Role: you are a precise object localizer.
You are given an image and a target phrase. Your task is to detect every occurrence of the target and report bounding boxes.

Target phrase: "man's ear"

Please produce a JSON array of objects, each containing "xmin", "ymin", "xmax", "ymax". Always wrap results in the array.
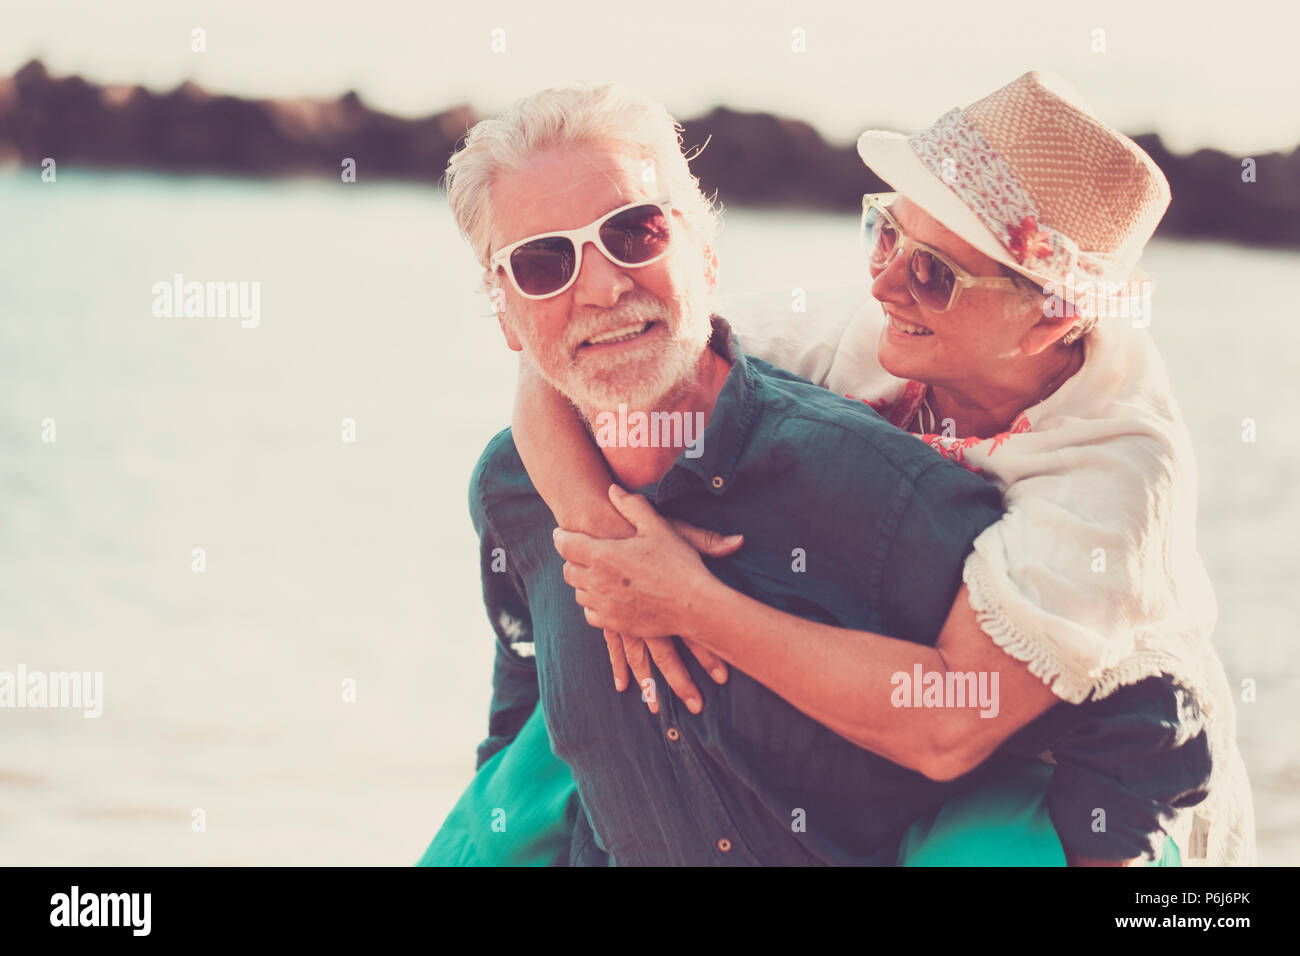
[
  {"xmin": 703, "ymin": 244, "xmax": 719, "ymax": 292},
  {"xmin": 498, "ymin": 312, "xmax": 524, "ymax": 352},
  {"xmin": 485, "ymin": 271, "xmax": 524, "ymax": 352},
  {"xmin": 1016, "ymin": 294, "xmax": 1081, "ymax": 356}
]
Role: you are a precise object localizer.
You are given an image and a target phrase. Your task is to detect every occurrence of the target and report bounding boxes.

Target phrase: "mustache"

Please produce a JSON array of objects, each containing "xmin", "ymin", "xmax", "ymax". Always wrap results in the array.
[{"xmin": 565, "ymin": 294, "xmax": 672, "ymax": 352}]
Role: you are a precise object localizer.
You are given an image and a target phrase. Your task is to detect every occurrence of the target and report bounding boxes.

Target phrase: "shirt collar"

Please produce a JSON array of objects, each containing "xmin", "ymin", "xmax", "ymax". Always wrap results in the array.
[{"xmin": 647, "ymin": 315, "xmax": 762, "ymax": 504}]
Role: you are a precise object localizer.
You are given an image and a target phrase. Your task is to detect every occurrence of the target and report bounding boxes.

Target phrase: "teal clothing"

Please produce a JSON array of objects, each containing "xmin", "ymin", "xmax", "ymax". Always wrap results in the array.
[
  {"xmin": 897, "ymin": 759, "xmax": 1182, "ymax": 867},
  {"xmin": 898, "ymin": 761, "xmax": 1067, "ymax": 866},
  {"xmin": 417, "ymin": 703, "xmax": 578, "ymax": 867},
  {"xmin": 423, "ymin": 706, "xmax": 1182, "ymax": 866}
]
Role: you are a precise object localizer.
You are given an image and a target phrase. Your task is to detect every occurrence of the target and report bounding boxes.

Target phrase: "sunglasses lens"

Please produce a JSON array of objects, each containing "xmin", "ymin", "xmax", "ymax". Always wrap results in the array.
[
  {"xmin": 509, "ymin": 237, "xmax": 576, "ymax": 296},
  {"xmin": 910, "ymin": 250, "xmax": 957, "ymax": 310},
  {"xmin": 599, "ymin": 204, "xmax": 671, "ymax": 265},
  {"xmin": 866, "ymin": 209, "xmax": 898, "ymax": 267}
]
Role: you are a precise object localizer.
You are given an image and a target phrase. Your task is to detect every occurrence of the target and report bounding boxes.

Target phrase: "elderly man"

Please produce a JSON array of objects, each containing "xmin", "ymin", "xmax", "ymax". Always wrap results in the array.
[{"xmin": 431, "ymin": 84, "xmax": 1208, "ymax": 866}]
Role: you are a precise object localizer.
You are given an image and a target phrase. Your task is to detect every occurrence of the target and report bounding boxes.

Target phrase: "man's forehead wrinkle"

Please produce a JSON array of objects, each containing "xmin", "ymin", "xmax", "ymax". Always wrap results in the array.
[
  {"xmin": 501, "ymin": 154, "xmax": 640, "ymax": 241},
  {"xmin": 546, "ymin": 153, "xmax": 639, "ymax": 204},
  {"xmin": 592, "ymin": 155, "xmax": 637, "ymax": 194}
]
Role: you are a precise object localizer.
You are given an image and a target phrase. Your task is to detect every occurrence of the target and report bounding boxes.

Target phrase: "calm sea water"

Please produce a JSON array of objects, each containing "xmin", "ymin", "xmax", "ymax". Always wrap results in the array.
[{"xmin": 2, "ymin": 169, "xmax": 1298, "ymax": 865}]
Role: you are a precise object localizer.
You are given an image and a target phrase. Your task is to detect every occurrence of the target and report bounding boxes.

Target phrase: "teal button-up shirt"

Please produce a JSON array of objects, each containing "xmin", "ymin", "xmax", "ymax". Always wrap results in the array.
[{"xmin": 469, "ymin": 317, "xmax": 1210, "ymax": 865}]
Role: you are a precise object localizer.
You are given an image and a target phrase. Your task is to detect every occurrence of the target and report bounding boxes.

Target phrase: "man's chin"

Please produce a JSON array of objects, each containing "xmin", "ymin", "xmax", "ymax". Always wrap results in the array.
[
  {"xmin": 542, "ymin": 316, "xmax": 710, "ymax": 418},
  {"xmin": 571, "ymin": 381, "xmax": 677, "ymax": 419},
  {"xmin": 566, "ymin": 355, "xmax": 685, "ymax": 416}
]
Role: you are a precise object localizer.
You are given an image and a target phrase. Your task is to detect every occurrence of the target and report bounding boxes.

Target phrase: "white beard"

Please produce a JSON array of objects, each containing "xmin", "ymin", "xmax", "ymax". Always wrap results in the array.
[{"xmin": 522, "ymin": 288, "xmax": 714, "ymax": 419}]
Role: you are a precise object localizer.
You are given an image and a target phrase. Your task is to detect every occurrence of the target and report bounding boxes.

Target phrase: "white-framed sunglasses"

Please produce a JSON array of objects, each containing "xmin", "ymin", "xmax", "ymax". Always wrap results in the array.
[{"xmin": 489, "ymin": 198, "xmax": 675, "ymax": 300}]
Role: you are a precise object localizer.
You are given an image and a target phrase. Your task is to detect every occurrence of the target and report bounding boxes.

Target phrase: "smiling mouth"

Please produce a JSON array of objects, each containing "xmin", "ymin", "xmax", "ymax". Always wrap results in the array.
[
  {"xmin": 581, "ymin": 321, "xmax": 656, "ymax": 347},
  {"xmin": 887, "ymin": 314, "xmax": 934, "ymax": 336}
]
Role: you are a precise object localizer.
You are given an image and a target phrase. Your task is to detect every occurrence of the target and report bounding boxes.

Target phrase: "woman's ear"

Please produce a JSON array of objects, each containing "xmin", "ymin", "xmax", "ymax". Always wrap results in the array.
[{"xmin": 1016, "ymin": 293, "xmax": 1083, "ymax": 356}]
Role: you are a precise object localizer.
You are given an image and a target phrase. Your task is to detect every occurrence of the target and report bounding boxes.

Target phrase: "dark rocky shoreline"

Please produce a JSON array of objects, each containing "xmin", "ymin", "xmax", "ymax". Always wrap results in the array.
[{"xmin": 3, "ymin": 60, "xmax": 1297, "ymax": 246}]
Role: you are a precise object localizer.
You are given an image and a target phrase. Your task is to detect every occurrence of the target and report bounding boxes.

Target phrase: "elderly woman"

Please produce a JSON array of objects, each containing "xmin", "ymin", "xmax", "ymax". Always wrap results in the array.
[{"xmin": 423, "ymin": 72, "xmax": 1253, "ymax": 866}]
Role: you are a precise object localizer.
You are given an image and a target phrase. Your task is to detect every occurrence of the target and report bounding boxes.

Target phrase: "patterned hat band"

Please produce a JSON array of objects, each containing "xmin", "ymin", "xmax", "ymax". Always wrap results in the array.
[{"xmin": 907, "ymin": 109, "xmax": 1118, "ymax": 282}]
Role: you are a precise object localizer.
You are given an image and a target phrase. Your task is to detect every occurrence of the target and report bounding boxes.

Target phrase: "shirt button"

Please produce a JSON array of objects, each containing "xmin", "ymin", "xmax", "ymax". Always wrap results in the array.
[
  {"xmin": 666, "ymin": 727, "xmax": 680, "ymax": 741},
  {"xmin": 711, "ymin": 476, "xmax": 724, "ymax": 489},
  {"xmin": 717, "ymin": 838, "xmax": 732, "ymax": 853}
]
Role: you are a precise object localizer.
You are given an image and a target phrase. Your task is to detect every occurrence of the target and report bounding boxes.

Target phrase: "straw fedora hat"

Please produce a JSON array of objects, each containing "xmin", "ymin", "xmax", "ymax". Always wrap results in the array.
[{"xmin": 856, "ymin": 71, "xmax": 1169, "ymax": 303}]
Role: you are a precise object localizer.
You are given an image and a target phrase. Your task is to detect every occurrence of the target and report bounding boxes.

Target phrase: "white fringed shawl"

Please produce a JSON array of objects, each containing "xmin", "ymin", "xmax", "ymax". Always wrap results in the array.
[{"xmin": 730, "ymin": 287, "xmax": 1255, "ymax": 866}]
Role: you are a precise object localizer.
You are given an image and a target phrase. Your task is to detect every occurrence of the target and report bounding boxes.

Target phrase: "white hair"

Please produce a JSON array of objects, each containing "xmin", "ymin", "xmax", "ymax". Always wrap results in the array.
[
  {"xmin": 444, "ymin": 83, "xmax": 722, "ymax": 282},
  {"xmin": 1001, "ymin": 266, "xmax": 1096, "ymax": 345},
  {"xmin": 1060, "ymin": 313, "xmax": 1098, "ymax": 345}
]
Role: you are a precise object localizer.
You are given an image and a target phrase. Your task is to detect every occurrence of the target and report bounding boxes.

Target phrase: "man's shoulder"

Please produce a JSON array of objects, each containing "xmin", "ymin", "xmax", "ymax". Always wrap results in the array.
[
  {"xmin": 744, "ymin": 355, "xmax": 977, "ymax": 489},
  {"xmin": 472, "ymin": 426, "xmax": 524, "ymax": 479},
  {"xmin": 468, "ymin": 427, "xmax": 544, "ymax": 535}
]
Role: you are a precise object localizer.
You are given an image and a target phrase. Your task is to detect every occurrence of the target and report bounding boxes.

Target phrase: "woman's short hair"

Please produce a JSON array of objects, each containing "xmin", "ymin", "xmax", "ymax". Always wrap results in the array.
[
  {"xmin": 445, "ymin": 83, "xmax": 722, "ymax": 284},
  {"xmin": 1000, "ymin": 265, "xmax": 1097, "ymax": 345}
]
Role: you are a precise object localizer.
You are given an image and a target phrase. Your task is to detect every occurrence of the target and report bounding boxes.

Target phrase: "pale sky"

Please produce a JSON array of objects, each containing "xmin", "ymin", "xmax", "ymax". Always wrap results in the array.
[{"xmin": 3, "ymin": 0, "xmax": 1298, "ymax": 154}]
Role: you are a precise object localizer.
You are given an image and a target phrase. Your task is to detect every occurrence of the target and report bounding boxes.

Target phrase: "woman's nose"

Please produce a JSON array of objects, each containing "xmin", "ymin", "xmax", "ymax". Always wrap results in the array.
[
  {"xmin": 870, "ymin": 251, "xmax": 913, "ymax": 308},
  {"xmin": 572, "ymin": 240, "xmax": 634, "ymax": 309}
]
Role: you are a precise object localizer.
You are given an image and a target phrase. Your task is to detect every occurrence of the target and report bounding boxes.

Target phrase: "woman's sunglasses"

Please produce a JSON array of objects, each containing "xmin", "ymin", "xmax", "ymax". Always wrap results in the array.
[
  {"xmin": 860, "ymin": 193, "xmax": 1033, "ymax": 313},
  {"xmin": 489, "ymin": 199, "xmax": 675, "ymax": 299}
]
